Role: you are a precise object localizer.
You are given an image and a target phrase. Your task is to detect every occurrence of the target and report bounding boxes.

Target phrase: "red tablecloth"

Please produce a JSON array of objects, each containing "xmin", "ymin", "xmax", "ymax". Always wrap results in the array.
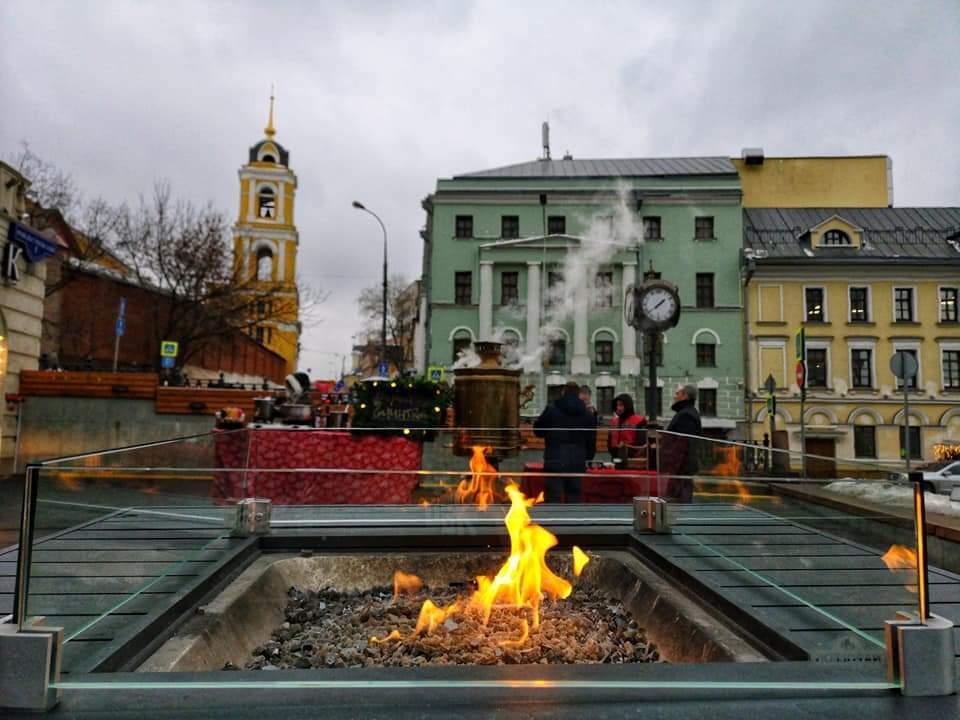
[
  {"xmin": 521, "ymin": 463, "xmax": 657, "ymax": 503},
  {"xmin": 213, "ymin": 429, "xmax": 422, "ymax": 504}
]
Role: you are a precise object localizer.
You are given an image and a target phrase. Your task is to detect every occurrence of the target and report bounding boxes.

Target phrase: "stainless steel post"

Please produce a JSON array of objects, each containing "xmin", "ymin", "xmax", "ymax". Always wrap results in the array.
[
  {"xmin": 911, "ymin": 471, "xmax": 930, "ymax": 622},
  {"xmin": 13, "ymin": 464, "xmax": 40, "ymax": 629}
]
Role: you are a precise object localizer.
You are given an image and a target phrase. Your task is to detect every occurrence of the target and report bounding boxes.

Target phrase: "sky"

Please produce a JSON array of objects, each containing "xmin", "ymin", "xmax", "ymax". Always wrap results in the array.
[{"xmin": 2, "ymin": 0, "xmax": 958, "ymax": 379}]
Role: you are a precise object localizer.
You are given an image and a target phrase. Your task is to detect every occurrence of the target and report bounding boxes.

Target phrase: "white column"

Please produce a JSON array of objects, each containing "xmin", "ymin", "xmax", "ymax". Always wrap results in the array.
[
  {"xmin": 478, "ymin": 260, "xmax": 494, "ymax": 341},
  {"xmin": 620, "ymin": 261, "xmax": 640, "ymax": 376},
  {"xmin": 525, "ymin": 261, "xmax": 541, "ymax": 355},
  {"xmin": 571, "ymin": 283, "xmax": 590, "ymax": 374}
]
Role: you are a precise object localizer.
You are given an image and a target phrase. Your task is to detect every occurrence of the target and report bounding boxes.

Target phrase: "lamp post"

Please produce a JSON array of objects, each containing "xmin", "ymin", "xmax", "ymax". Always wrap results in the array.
[{"xmin": 352, "ymin": 201, "xmax": 388, "ymax": 376}]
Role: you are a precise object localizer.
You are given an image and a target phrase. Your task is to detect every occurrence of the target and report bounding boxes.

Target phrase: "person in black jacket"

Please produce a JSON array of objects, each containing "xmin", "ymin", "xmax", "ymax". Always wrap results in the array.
[
  {"xmin": 660, "ymin": 384, "xmax": 702, "ymax": 502},
  {"xmin": 533, "ymin": 382, "xmax": 597, "ymax": 503}
]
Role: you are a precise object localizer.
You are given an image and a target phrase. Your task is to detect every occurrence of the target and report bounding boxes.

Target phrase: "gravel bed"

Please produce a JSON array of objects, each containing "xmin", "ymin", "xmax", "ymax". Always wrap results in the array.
[{"xmin": 238, "ymin": 583, "xmax": 661, "ymax": 670}]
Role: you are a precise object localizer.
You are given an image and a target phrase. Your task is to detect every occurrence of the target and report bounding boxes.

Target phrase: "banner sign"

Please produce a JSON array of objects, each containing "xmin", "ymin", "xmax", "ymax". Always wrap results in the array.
[{"xmin": 8, "ymin": 222, "xmax": 59, "ymax": 262}]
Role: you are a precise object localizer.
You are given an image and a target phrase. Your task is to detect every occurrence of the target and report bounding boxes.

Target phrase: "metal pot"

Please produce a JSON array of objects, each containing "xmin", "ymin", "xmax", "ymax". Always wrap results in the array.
[
  {"xmin": 253, "ymin": 397, "xmax": 276, "ymax": 422},
  {"xmin": 281, "ymin": 403, "xmax": 314, "ymax": 424}
]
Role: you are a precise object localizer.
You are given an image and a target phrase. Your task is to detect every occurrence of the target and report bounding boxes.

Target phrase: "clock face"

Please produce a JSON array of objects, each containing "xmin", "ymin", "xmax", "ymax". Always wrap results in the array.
[{"xmin": 641, "ymin": 287, "xmax": 678, "ymax": 324}]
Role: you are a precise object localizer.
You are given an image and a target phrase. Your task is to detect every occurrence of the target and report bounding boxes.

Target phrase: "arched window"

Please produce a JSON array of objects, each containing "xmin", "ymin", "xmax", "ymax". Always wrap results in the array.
[
  {"xmin": 452, "ymin": 330, "xmax": 472, "ymax": 363},
  {"xmin": 822, "ymin": 230, "xmax": 851, "ymax": 246},
  {"xmin": 261, "ymin": 154, "xmax": 276, "ymax": 163},
  {"xmin": 256, "ymin": 247, "xmax": 274, "ymax": 281},
  {"xmin": 257, "ymin": 186, "xmax": 276, "ymax": 219},
  {"xmin": 594, "ymin": 331, "xmax": 615, "ymax": 367}
]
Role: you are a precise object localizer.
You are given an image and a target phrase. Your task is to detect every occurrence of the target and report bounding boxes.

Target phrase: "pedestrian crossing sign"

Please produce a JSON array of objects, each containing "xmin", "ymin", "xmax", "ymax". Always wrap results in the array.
[{"xmin": 160, "ymin": 341, "xmax": 179, "ymax": 358}]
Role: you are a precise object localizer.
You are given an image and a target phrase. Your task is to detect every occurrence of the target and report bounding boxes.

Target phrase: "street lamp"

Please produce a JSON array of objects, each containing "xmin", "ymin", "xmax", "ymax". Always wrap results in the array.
[{"xmin": 352, "ymin": 201, "xmax": 388, "ymax": 376}]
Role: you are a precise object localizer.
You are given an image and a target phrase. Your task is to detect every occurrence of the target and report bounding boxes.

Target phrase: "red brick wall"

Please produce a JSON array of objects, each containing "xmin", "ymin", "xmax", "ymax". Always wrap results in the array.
[{"xmin": 45, "ymin": 268, "xmax": 285, "ymax": 382}]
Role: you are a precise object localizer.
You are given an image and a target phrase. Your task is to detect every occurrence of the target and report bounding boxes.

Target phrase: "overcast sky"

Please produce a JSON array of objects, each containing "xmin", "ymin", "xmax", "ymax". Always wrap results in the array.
[{"xmin": 2, "ymin": 1, "xmax": 958, "ymax": 378}]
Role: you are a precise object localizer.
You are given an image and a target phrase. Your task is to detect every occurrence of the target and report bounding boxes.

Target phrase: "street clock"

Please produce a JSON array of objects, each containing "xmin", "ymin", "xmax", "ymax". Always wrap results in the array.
[{"xmin": 626, "ymin": 279, "xmax": 681, "ymax": 331}]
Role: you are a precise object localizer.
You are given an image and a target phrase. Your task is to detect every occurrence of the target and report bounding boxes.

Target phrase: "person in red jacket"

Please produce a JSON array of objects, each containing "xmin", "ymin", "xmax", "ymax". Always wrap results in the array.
[{"xmin": 608, "ymin": 393, "xmax": 648, "ymax": 462}]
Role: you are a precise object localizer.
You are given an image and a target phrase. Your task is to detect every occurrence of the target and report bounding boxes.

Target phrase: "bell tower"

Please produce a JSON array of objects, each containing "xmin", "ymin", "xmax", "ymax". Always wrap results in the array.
[{"xmin": 233, "ymin": 92, "xmax": 300, "ymax": 374}]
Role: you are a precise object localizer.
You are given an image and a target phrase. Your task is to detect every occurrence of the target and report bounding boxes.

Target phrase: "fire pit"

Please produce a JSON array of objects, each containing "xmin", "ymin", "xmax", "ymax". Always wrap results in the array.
[{"xmin": 140, "ymin": 550, "xmax": 764, "ymax": 672}]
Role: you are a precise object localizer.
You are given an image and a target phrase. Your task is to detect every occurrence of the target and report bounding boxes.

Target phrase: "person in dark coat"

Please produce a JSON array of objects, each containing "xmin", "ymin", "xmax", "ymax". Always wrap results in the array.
[
  {"xmin": 659, "ymin": 384, "xmax": 702, "ymax": 502},
  {"xmin": 533, "ymin": 381, "xmax": 597, "ymax": 503}
]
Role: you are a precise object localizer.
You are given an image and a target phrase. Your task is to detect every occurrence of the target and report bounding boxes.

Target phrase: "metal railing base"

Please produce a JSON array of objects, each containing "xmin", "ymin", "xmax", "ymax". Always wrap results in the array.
[
  {"xmin": 885, "ymin": 611, "xmax": 956, "ymax": 696},
  {"xmin": 0, "ymin": 619, "xmax": 63, "ymax": 711}
]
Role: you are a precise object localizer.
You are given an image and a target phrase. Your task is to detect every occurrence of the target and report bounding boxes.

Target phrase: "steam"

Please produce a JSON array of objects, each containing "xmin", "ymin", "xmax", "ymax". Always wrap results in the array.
[
  {"xmin": 498, "ymin": 184, "xmax": 644, "ymax": 372},
  {"xmin": 452, "ymin": 345, "xmax": 481, "ymax": 369}
]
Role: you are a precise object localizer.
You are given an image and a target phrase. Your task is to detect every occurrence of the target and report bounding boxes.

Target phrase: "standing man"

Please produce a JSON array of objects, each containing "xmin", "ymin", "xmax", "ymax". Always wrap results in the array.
[
  {"xmin": 659, "ymin": 384, "xmax": 702, "ymax": 502},
  {"xmin": 534, "ymin": 381, "xmax": 597, "ymax": 503}
]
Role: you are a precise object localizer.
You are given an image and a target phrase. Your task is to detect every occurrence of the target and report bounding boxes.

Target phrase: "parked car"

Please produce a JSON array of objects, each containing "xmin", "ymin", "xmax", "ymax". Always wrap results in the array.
[{"xmin": 922, "ymin": 460, "xmax": 960, "ymax": 495}]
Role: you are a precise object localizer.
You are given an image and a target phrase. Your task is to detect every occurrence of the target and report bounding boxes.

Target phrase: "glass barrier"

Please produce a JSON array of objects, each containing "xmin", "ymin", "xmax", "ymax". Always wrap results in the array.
[{"xmin": 13, "ymin": 423, "xmax": 953, "ymax": 694}]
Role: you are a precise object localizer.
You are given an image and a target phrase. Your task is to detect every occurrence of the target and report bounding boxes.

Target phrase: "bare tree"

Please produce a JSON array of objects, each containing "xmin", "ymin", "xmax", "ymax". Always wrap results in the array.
[{"xmin": 356, "ymin": 273, "xmax": 418, "ymax": 374}]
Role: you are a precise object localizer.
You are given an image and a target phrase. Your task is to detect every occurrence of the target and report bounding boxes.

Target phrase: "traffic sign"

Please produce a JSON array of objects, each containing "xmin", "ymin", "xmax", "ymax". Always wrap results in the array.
[
  {"xmin": 160, "ymin": 341, "xmax": 179, "ymax": 358},
  {"xmin": 890, "ymin": 350, "xmax": 918, "ymax": 380},
  {"xmin": 378, "ymin": 362, "xmax": 389, "ymax": 377},
  {"xmin": 796, "ymin": 361, "xmax": 806, "ymax": 390},
  {"xmin": 427, "ymin": 366, "xmax": 445, "ymax": 383},
  {"xmin": 115, "ymin": 318, "xmax": 125, "ymax": 337},
  {"xmin": 763, "ymin": 374, "xmax": 777, "ymax": 395},
  {"xmin": 161, "ymin": 356, "xmax": 175, "ymax": 369}
]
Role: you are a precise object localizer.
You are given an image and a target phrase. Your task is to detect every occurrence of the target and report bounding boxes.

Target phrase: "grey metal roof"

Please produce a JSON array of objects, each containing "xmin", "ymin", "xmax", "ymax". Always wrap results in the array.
[
  {"xmin": 743, "ymin": 207, "xmax": 960, "ymax": 262},
  {"xmin": 455, "ymin": 156, "xmax": 737, "ymax": 179}
]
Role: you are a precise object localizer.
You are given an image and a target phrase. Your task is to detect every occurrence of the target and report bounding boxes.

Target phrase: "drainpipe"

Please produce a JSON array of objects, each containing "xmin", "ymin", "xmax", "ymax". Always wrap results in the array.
[{"xmin": 742, "ymin": 255, "xmax": 756, "ymax": 444}]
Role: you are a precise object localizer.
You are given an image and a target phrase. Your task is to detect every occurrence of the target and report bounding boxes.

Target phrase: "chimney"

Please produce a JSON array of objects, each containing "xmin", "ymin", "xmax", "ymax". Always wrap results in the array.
[
  {"xmin": 541, "ymin": 122, "xmax": 551, "ymax": 161},
  {"xmin": 741, "ymin": 147, "xmax": 764, "ymax": 165}
]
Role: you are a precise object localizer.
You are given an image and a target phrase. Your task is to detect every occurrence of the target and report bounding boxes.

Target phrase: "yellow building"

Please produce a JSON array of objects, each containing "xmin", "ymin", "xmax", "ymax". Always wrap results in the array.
[
  {"xmin": 743, "ymin": 207, "xmax": 960, "ymax": 476},
  {"xmin": 232, "ymin": 95, "xmax": 300, "ymax": 374}
]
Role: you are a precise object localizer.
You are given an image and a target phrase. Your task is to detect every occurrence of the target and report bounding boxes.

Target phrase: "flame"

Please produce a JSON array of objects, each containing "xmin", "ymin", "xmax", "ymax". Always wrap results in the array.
[
  {"xmin": 707, "ymin": 446, "xmax": 752, "ymax": 504},
  {"xmin": 392, "ymin": 570, "xmax": 423, "ymax": 600},
  {"xmin": 881, "ymin": 545, "xmax": 918, "ymax": 593},
  {"xmin": 572, "ymin": 546, "xmax": 590, "ymax": 577},
  {"xmin": 419, "ymin": 499, "xmax": 431, "ymax": 508},
  {"xmin": 469, "ymin": 484, "xmax": 572, "ymax": 629},
  {"xmin": 498, "ymin": 619, "xmax": 529, "ymax": 648},
  {"xmin": 414, "ymin": 599, "xmax": 461, "ymax": 636},
  {"xmin": 456, "ymin": 446, "xmax": 499, "ymax": 509},
  {"xmin": 370, "ymin": 629, "xmax": 402, "ymax": 644}
]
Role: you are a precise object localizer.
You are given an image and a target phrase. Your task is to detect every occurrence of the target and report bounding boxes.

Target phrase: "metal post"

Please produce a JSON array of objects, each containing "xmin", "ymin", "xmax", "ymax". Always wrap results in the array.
[
  {"xmin": 646, "ymin": 330, "xmax": 658, "ymax": 425},
  {"xmin": 768, "ymin": 396, "xmax": 775, "ymax": 472},
  {"xmin": 352, "ymin": 202, "xmax": 388, "ymax": 375},
  {"xmin": 903, "ymin": 382, "xmax": 911, "ymax": 474},
  {"xmin": 112, "ymin": 332, "xmax": 120, "ymax": 372},
  {"xmin": 13, "ymin": 464, "xmax": 40, "ymax": 629},
  {"xmin": 799, "ymin": 385, "xmax": 806, "ymax": 480},
  {"xmin": 911, "ymin": 471, "xmax": 930, "ymax": 622}
]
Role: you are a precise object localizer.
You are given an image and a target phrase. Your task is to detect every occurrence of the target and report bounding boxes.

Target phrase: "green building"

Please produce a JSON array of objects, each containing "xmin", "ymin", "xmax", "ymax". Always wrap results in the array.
[{"xmin": 419, "ymin": 155, "xmax": 744, "ymax": 430}]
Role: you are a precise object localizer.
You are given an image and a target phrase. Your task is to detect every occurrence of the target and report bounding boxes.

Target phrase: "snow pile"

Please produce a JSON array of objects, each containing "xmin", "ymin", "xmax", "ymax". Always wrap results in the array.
[{"xmin": 825, "ymin": 480, "xmax": 960, "ymax": 519}]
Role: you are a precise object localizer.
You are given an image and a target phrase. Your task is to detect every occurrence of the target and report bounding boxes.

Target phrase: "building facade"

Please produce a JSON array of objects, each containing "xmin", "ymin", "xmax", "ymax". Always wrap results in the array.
[
  {"xmin": 233, "ymin": 97, "xmax": 301, "ymax": 374},
  {"xmin": 743, "ymin": 207, "xmax": 960, "ymax": 474},
  {"xmin": 420, "ymin": 156, "xmax": 745, "ymax": 426}
]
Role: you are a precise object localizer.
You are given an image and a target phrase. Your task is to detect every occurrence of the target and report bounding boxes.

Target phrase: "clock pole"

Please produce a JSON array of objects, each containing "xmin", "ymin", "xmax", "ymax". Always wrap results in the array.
[{"xmin": 643, "ymin": 263, "xmax": 661, "ymax": 424}]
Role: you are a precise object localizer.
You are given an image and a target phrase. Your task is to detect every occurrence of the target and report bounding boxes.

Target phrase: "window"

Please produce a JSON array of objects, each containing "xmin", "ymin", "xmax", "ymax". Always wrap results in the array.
[
  {"xmin": 699, "ymin": 389, "xmax": 717, "ymax": 417},
  {"xmin": 500, "ymin": 271, "xmax": 518, "ymax": 305},
  {"xmin": 594, "ymin": 271, "xmax": 613, "ymax": 308},
  {"xmin": 696, "ymin": 273, "xmax": 715, "ymax": 308},
  {"xmin": 255, "ymin": 326, "xmax": 265, "ymax": 344},
  {"xmin": 595, "ymin": 338, "xmax": 614, "ymax": 366},
  {"xmin": 261, "ymin": 154, "xmax": 276, "ymax": 163},
  {"xmin": 822, "ymin": 230, "xmax": 851, "ymax": 246},
  {"xmin": 806, "ymin": 348, "xmax": 828, "ymax": 387},
  {"xmin": 257, "ymin": 186, "xmax": 275, "ymax": 218},
  {"xmin": 256, "ymin": 300, "xmax": 272, "ymax": 317},
  {"xmin": 546, "ymin": 271, "xmax": 562, "ymax": 310},
  {"xmin": 454, "ymin": 271, "xmax": 472, "ymax": 305},
  {"xmin": 943, "ymin": 350, "xmax": 960, "ymax": 390},
  {"xmin": 894, "ymin": 349, "xmax": 919, "ymax": 390},
  {"xmin": 547, "ymin": 215, "xmax": 566, "ymax": 235},
  {"xmin": 501, "ymin": 215, "xmax": 519, "ymax": 239},
  {"xmin": 940, "ymin": 288, "xmax": 958, "ymax": 322},
  {"xmin": 854, "ymin": 426, "xmax": 877, "ymax": 458},
  {"xmin": 643, "ymin": 331, "xmax": 663, "ymax": 367},
  {"xmin": 501, "ymin": 330, "xmax": 520, "ymax": 351},
  {"xmin": 894, "ymin": 288, "xmax": 915, "ymax": 322},
  {"xmin": 851, "ymin": 348, "xmax": 873, "ymax": 388},
  {"xmin": 899, "ymin": 426, "xmax": 922, "ymax": 461},
  {"xmin": 256, "ymin": 247, "xmax": 273, "ymax": 281},
  {"xmin": 849, "ymin": 287, "xmax": 870, "ymax": 322},
  {"xmin": 694, "ymin": 216, "xmax": 714, "ymax": 240},
  {"xmin": 455, "ymin": 215, "xmax": 473, "ymax": 238},
  {"xmin": 643, "ymin": 216, "xmax": 662, "ymax": 240},
  {"xmin": 452, "ymin": 333, "xmax": 472, "ymax": 363},
  {"xmin": 696, "ymin": 343, "xmax": 716, "ymax": 367},
  {"xmin": 596, "ymin": 386, "xmax": 615, "ymax": 416},
  {"xmin": 805, "ymin": 288, "xmax": 825, "ymax": 322},
  {"xmin": 548, "ymin": 339, "xmax": 566, "ymax": 366}
]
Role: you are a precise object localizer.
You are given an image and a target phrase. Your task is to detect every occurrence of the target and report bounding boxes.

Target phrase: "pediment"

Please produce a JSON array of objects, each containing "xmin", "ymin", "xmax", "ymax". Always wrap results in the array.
[{"xmin": 806, "ymin": 215, "xmax": 864, "ymax": 249}]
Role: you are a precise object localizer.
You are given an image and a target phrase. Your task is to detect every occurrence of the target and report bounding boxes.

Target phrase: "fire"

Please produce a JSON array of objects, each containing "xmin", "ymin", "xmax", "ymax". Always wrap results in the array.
[
  {"xmin": 414, "ymin": 599, "xmax": 460, "ymax": 636},
  {"xmin": 369, "ymin": 629, "xmax": 402, "ymax": 644},
  {"xmin": 469, "ymin": 484, "xmax": 572, "ymax": 629},
  {"xmin": 498, "ymin": 619, "xmax": 529, "ymax": 648},
  {"xmin": 933, "ymin": 442, "xmax": 960, "ymax": 462},
  {"xmin": 393, "ymin": 570, "xmax": 423, "ymax": 600},
  {"xmin": 456, "ymin": 446, "xmax": 499, "ymax": 509},
  {"xmin": 881, "ymin": 544, "xmax": 918, "ymax": 593},
  {"xmin": 419, "ymin": 499, "xmax": 431, "ymax": 508},
  {"xmin": 572, "ymin": 546, "xmax": 590, "ymax": 577},
  {"xmin": 702, "ymin": 446, "xmax": 754, "ymax": 504}
]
